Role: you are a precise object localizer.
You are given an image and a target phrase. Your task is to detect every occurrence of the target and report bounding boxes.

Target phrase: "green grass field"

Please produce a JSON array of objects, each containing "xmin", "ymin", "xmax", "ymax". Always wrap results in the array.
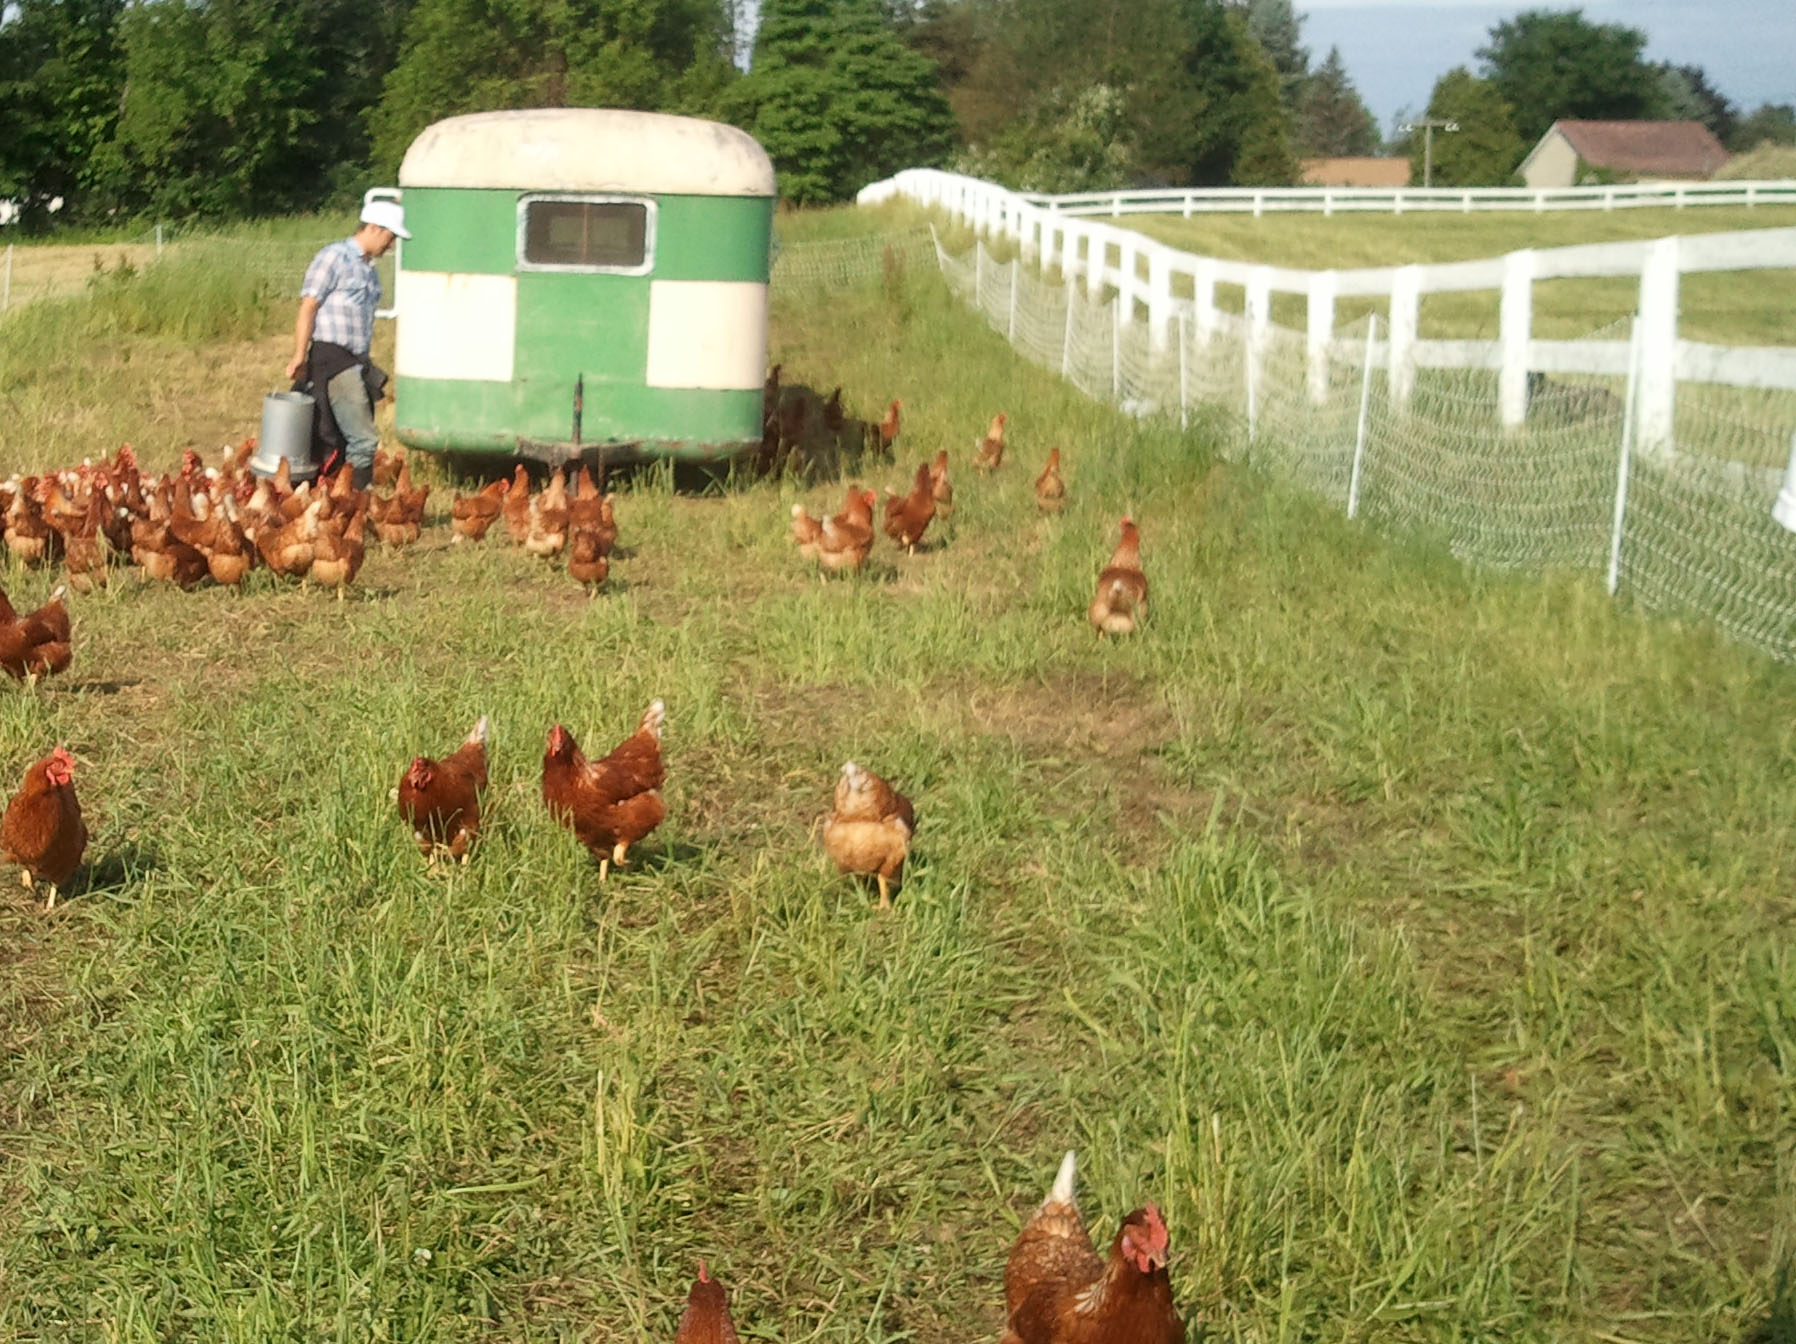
[
  {"xmin": 0, "ymin": 207, "xmax": 1792, "ymax": 1343},
  {"xmin": 1065, "ymin": 204, "xmax": 1796, "ymax": 343}
]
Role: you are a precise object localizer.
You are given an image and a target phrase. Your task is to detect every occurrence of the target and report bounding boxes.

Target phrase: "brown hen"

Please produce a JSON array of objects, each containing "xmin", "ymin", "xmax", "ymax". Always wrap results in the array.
[
  {"xmin": 1, "ymin": 746, "xmax": 88, "ymax": 911},
  {"xmin": 1001, "ymin": 1151, "xmax": 1183, "ymax": 1344},
  {"xmin": 0, "ymin": 585, "xmax": 71, "ymax": 681},
  {"xmin": 542, "ymin": 700, "xmax": 667, "ymax": 882},
  {"xmin": 674, "ymin": 1262, "xmax": 741, "ymax": 1344},
  {"xmin": 822, "ymin": 760, "xmax": 915, "ymax": 911},
  {"xmin": 396, "ymin": 715, "xmax": 489, "ymax": 862},
  {"xmin": 1088, "ymin": 517, "xmax": 1148, "ymax": 636}
]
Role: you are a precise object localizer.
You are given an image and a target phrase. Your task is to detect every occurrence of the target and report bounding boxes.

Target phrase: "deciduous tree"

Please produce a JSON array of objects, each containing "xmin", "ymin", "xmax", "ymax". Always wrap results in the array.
[
  {"xmin": 724, "ymin": 0, "xmax": 956, "ymax": 204},
  {"xmin": 374, "ymin": 0, "xmax": 736, "ymax": 176},
  {"xmin": 0, "ymin": 0, "xmax": 125, "ymax": 228},
  {"xmin": 1477, "ymin": 8, "xmax": 1659, "ymax": 147},
  {"xmin": 1412, "ymin": 67, "xmax": 1525, "ymax": 187}
]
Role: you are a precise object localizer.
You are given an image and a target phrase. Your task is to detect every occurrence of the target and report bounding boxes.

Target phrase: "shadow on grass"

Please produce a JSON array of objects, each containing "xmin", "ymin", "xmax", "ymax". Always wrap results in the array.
[
  {"xmin": 1743, "ymin": 1261, "xmax": 1796, "ymax": 1344},
  {"xmin": 80, "ymin": 841, "xmax": 165, "ymax": 896}
]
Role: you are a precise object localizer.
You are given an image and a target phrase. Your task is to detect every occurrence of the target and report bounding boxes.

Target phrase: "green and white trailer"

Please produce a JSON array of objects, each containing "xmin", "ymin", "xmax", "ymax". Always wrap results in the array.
[{"xmin": 388, "ymin": 108, "xmax": 776, "ymax": 466}]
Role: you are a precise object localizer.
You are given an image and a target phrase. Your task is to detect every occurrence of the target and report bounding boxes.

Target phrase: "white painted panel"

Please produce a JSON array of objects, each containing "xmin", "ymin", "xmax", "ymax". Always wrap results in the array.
[
  {"xmin": 394, "ymin": 271, "xmax": 516, "ymax": 382},
  {"xmin": 644, "ymin": 281, "xmax": 767, "ymax": 390}
]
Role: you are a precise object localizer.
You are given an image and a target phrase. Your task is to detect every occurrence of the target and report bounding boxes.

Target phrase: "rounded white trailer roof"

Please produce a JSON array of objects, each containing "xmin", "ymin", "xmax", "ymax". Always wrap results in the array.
[{"xmin": 399, "ymin": 108, "xmax": 777, "ymax": 197}]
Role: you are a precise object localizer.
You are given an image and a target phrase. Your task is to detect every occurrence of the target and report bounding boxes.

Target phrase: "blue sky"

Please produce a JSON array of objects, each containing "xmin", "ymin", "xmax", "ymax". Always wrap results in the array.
[{"xmin": 1296, "ymin": 0, "xmax": 1795, "ymax": 140}]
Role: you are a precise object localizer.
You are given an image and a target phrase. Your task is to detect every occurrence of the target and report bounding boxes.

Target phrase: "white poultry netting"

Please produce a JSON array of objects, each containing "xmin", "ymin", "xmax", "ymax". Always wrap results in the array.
[{"xmin": 937, "ymin": 234, "xmax": 1796, "ymax": 665}]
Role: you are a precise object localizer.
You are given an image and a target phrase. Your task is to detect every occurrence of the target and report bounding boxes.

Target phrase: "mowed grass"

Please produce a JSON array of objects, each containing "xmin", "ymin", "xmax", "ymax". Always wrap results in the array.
[
  {"xmin": 1080, "ymin": 203, "xmax": 1796, "ymax": 343},
  {"xmin": 0, "ymin": 206, "xmax": 1792, "ymax": 1343}
]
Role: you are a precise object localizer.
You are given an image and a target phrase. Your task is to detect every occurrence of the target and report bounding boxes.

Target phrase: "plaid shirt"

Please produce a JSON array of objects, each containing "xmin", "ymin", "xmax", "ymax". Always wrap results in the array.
[{"xmin": 300, "ymin": 238, "xmax": 382, "ymax": 357}]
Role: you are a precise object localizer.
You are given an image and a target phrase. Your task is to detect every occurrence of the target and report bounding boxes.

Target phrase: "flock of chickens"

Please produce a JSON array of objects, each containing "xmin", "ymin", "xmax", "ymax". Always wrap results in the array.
[
  {"xmin": 0, "ymin": 384, "xmax": 1179, "ymax": 1339},
  {"xmin": 675, "ymin": 1151, "xmax": 1182, "ymax": 1344}
]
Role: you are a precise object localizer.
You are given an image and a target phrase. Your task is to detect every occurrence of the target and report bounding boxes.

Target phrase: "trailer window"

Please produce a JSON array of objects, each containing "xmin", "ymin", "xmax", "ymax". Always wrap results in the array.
[{"xmin": 519, "ymin": 197, "xmax": 652, "ymax": 273}]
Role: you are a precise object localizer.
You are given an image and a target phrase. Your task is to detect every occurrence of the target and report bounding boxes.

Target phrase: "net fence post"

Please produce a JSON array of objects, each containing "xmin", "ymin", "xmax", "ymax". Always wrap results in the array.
[
  {"xmin": 1062, "ymin": 278, "xmax": 1075, "ymax": 378},
  {"xmin": 1111, "ymin": 295, "xmax": 1121, "ymax": 402},
  {"xmin": 1008, "ymin": 257, "xmax": 1019, "ymax": 343},
  {"xmin": 1349, "ymin": 313, "xmax": 1378, "ymax": 519},
  {"xmin": 1608, "ymin": 317, "xmax": 1644, "ymax": 595},
  {"xmin": 1178, "ymin": 312, "xmax": 1189, "ymax": 432}
]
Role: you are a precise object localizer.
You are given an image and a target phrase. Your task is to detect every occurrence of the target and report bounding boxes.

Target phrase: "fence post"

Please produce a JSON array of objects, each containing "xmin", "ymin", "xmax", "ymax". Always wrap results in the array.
[
  {"xmin": 155, "ymin": 223, "xmax": 164, "ymax": 257},
  {"xmin": 1245, "ymin": 268, "xmax": 1271, "ymax": 441},
  {"xmin": 1193, "ymin": 258, "xmax": 1218, "ymax": 347},
  {"xmin": 1636, "ymin": 237, "xmax": 1679, "ymax": 456},
  {"xmin": 2, "ymin": 243, "xmax": 10, "ymax": 313},
  {"xmin": 1147, "ymin": 247, "xmax": 1172, "ymax": 350},
  {"xmin": 1117, "ymin": 238, "xmax": 1137, "ymax": 325},
  {"xmin": 1349, "ymin": 313, "xmax": 1379, "ymax": 519},
  {"xmin": 1608, "ymin": 319, "xmax": 1644, "ymax": 594},
  {"xmin": 1086, "ymin": 226, "xmax": 1105, "ymax": 299},
  {"xmin": 1388, "ymin": 265, "xmax": 1422, "ymax": 410},
  {"xmin": 1306, "ymin": 272, "xmax": 1337, "ymax": 404},
  {"xmin": 1498, "ymin": 249, "xmax": 1535, "ymax": 428}
]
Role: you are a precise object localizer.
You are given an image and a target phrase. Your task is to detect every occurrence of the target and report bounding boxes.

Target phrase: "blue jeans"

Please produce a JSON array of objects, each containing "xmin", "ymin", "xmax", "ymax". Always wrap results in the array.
[{"xmin": 326, "ymin": 365, "xmax": 379, "ymax": 480}]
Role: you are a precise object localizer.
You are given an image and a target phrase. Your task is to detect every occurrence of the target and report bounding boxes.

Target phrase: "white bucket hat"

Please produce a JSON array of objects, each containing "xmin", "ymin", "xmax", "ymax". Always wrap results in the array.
[{"xmin": 360, "ymin": 199, "xmax": 411, "ymax": 239}]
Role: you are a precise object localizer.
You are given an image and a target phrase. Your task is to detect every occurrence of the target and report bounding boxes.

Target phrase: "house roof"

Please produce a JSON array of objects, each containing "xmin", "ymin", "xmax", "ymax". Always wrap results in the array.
[
  {"xmin": 1532, "ymin": 120, "xmax": 1730, "ymax": 179},
  {"xmin": 1299, "ymin": 157, "xmax": 1412, "ymax": 188}
]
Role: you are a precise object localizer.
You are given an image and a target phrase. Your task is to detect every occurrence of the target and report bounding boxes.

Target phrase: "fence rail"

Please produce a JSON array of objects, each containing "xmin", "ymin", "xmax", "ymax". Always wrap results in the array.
[
  {"xmin": 1008, "ymin": 179, "xmax": 1796, "ymax": 219},
  {"xmin": 863, "ymin": 169, "xmax": 1796, "ymax": 462},
  {"xmin": 860, "ymin": 169, "xmax": 1796, "ymax": 665}
]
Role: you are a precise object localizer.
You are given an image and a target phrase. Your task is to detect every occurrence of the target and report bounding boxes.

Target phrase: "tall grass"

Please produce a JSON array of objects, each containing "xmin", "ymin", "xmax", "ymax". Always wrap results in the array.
[{"xmin": 0, "ymin": 206, "xmax": 1790, "ymax": 1343}]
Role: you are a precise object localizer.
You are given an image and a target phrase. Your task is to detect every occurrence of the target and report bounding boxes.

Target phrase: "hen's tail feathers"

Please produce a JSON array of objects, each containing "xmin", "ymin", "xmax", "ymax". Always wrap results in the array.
[
  {"xmin": 1047, "ymin": 1150, "xmax": 1078, "ymax": 1207},
  {"xmin": 642, "ymin": 699, "xmax": 667, "ymax": 738},
  {"xmin": 466, "ymin": 714, "xmax": 489, "ymax": 746}
]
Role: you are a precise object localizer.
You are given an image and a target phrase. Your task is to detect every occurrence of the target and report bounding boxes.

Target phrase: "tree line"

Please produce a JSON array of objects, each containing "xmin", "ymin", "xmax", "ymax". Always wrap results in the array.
[
  {"xmin": 2, "ymin": 0, "xmax": 1791, "ymax": 229},
  {"xmin": 1401, "ymin": 9, "xmax": 1795, "ymax": 187}
]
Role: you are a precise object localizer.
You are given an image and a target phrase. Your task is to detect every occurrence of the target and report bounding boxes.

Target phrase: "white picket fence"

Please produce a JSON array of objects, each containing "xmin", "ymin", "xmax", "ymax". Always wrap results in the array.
[
  {"xmin": 1015, "ymin": 179, "xmax": 1796, "ymax": 219},
  {"xmin": 855, "ymin": 169, "xmax": 1796, "ymax": 664},
  {"xmin": 861, "ymin": 169, "xmax": 1796, "ymax": 461}
]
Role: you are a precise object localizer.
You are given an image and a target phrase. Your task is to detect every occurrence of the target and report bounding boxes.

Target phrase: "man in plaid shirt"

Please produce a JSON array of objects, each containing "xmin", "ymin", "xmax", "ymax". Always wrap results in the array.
[{"xmin": 285, "ymin": 199, "xmax": 411, "ymax": 487}]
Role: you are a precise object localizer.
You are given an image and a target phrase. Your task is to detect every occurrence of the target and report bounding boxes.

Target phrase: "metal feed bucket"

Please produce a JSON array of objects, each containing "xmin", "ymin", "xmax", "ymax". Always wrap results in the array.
[{"xmin": 251, "ymin": 391, "xmax": 318, "ymax": 481}]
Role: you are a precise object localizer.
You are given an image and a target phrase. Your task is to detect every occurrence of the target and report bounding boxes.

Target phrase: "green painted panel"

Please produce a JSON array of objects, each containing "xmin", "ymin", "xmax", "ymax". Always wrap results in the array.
[
  {"xmin": 652, "ymin": 196, "xmax": 774, "ymax": 282},
  {"xmin": 397, "ymin": 378, "xmax": 761, "ymax": 451},
  {"xmin": 398, "ymin": 188, "xmax": 771, "ymax": 280},
  {"xmin": 516, "ymin": 272, "xmax": 649, "ymax": 399},
  {"xmin": 399, "ymin": 188, "xmax": 517, "ymax": 274}
]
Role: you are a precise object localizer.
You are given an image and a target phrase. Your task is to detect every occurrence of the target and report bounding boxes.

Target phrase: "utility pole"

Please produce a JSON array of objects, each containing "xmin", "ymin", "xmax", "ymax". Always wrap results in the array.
[{"xmin": 1399, "ymin": 118, "xmax": 1460, "ymax": 188}]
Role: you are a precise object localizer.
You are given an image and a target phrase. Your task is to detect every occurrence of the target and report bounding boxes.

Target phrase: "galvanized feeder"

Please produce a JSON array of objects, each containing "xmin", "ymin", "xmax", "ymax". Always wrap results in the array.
[{"xmin": 387, "ymin": 108, "xmax": 776, "ymax": 467}]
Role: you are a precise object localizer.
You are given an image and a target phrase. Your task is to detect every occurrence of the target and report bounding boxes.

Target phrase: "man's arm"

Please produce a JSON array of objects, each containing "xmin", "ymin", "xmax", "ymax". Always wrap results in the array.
[{"xmin": 286, "ymin": 296, "xmax": 321, "ymax": 383}]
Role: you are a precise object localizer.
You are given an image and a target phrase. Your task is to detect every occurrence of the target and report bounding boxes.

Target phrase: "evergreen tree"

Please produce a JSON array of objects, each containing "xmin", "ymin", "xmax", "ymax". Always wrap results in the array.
[
  {"xmin": 1138, "ymin": 0, "xmax": 1298, "ymax": 185},
  {"xmin": 374, "ymin": 0, "xmax": 736, "ymax": 176},
  {"xmin": 0, "ymin": 0, "xmax": 125, "ymax": 228},
  {"xmin": 724, "ymin": 0, "xmax": 956, "ymax": 204},
  {"xmin": 1652, "ymin": 63, "xmax": 1737, "ymax": 145},
  {"xmin": 1241, "ymin": 0, "xmax": 1308, "ymax": 112},
  {"xmin": 1412, "ymin": 67, "xmax": 1525, "ymax": 187},
  {"xmin": 1477, "ymin": 8, "xmax": 1660, "ymax": 147},
  {"xmin": 1297, "ymin": 46, "xmax": 1379, "ymax": 157}
]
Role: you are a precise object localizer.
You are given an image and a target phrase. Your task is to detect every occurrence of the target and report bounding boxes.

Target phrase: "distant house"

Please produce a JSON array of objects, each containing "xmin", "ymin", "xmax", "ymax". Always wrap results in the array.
[
  {"xmin": 1519, "ymin": 120, "xmax": 1730, "ymax": 189},
  {"xmin": 1300, "ymin": 157, "xmax": 1411, "ymax": 189}
]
